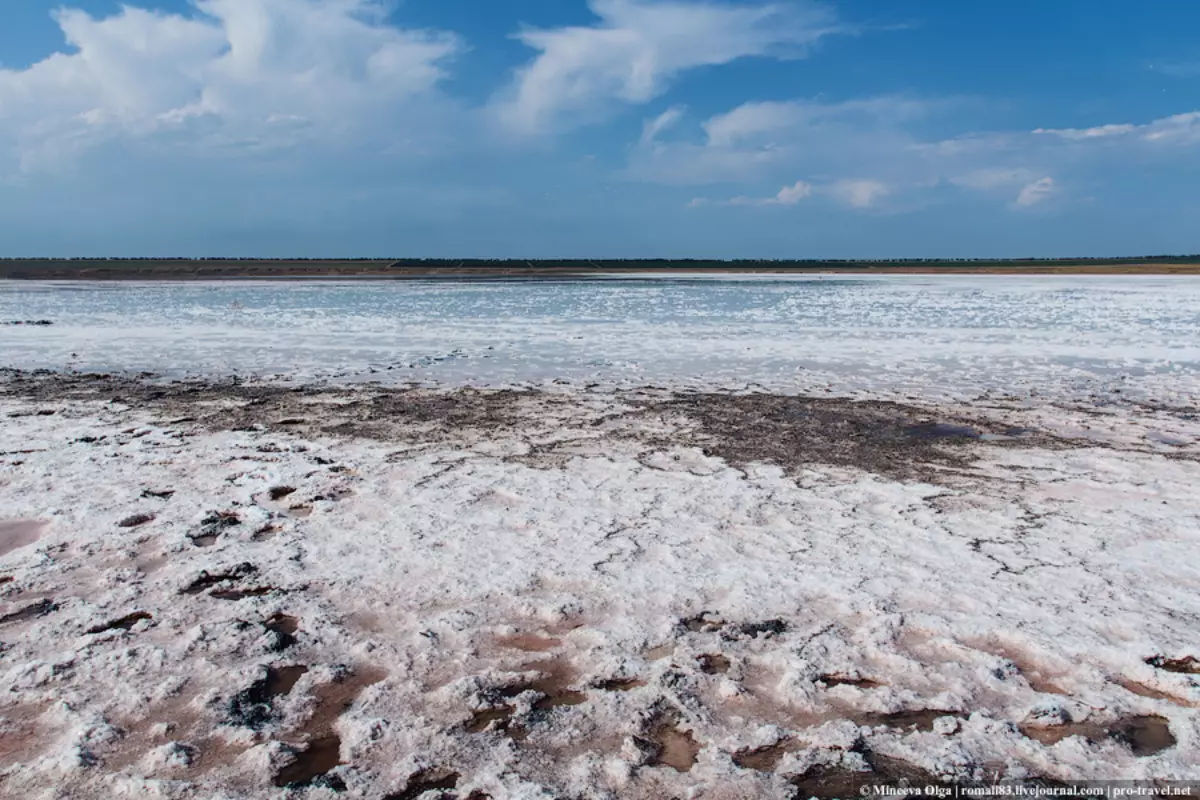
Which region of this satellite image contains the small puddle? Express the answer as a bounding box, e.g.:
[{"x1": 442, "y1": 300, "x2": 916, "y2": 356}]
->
[
  {"x1": 1021, "y1": 715, "x2": 1175, "y2": 757},
  {"x1": 0, "y1": 520, "x2": 46, "y2": 557},
  {"x1": 649, "y1": 725, "x2": 700, "y2": 772},
  {"x1": 273, "y1": 735, "x2": 342, "y2": 788},
  {"x1": 904, "y1": 422, "x2": 981, "y2": 440},
  {"x1": 266, "y1": 665, "x2": 310, "y2": 698}
]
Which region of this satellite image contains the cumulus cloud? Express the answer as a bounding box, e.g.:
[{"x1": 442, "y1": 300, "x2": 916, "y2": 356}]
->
[
  {"x1": 1014, "y1": 176, "x2": 1056, "y2": 207},
  {"x1": 0, "y1": 0, "x2": 462, "y2": 170},
  {"x1": 691, "y1": 179, "x2": 813, "y2": 207},
  {"x1": 634, "y1": 92, "x2": 1200, "y2": 212},
  {"x1": 828, "y1": 178, "x2": 888, "y2": 208},
  {"x1": 494, "y1": 0, "x2": 840, "y2": 134}
]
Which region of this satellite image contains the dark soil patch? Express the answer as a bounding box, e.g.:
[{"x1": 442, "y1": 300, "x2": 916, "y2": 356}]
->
[
  {"x1": 182, "y1": 563, "x2": 257, "y2": 595},
  {"x1": 466, "y1": 705, "x2": 516, "y2": 734},
  {"x1": 733, "y1": 740, "x2": 797, "y2": 772},
  {"x1": 117, "y1": 513, "x2": 155, "y2": 529},
  {"x1": 820, "y1": 674, "x2": 883, "y2": 689},
  {"x1": 651, "y1": 394, "x2": 1064, "y2": 481},
  {"x1": 268, "y1": 486, "x2": 296, "y2": 501},
  {"x1": 230, "y1": 665, "x2": 309, "y2": 729},
  {"x1": 87, "y1": 612, "x2": 152, "y2": 634},
  {"x1": 789, "y1": 749, "x2": 939, "y2": 799},
  {"x1": 383, "y1": 768, "x2": 460, "y2": 800},
  {"x1": 264, "y1": 613, "x2": 300, "y2": 650},
  {"x1": 0, "y1": 599, "x2": 57, "y2": 626},
  {"x1": 697, "y1": 653, "x2": 731, "y2": 675},
  {"x1": 273, "y1": 735, "x2": 344, "y2": 789},
  {"x1": 211, "y1": 586, "x2": 280, "y2": 601},
  {"x1": 595, "y1": 677, "x2": 647, "y2": 692},
  {"x1": 140, "y1": 489, "x2": 175, "y2": 500},
  {"x1": 1146, "y1": 655, "x2": 1200, "y2": 674}
]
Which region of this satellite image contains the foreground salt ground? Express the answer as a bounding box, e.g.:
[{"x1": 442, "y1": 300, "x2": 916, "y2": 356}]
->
[{"x1": 1, "y1": 376, "x2": 1199, "y2": 799}]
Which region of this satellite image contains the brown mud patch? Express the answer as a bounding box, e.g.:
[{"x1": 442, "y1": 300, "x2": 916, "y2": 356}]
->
[
  {"x1": 0, "y1": 520, "x2": 46, "y2": 557},
  {"x1": 383, "y1": 767, "x2": 461, "y2": 800},
  {"x1": 1146, "y1": 655, "x2": 1200, "y2": 675},
  {"x1": 789, "y1": 750, "x2": 940, "y2": 798},
  {"x1": 86, "y1": 611, "x2": 152, "y2": 634},
  {"x1": 646, "y1": 718, "x2": 701, "y2": 772},
  {"x1": 0, "y1": 598, "x2": 57, "y2": 626},
  {"x1": 733, "y1": 739, "x2": 799, "y2": 772},
  {"x1": 1020, "y1": 715, "x2": 1175, "y2": 756},
  {"x1": 0, "y1": 371, "x2": 1081, "y2": 486},
  {"x1": 650, "y1": 393, "x2": 1068, "y2": 481},
  {"x1": 271, "y1": 664, "x2": 387, "y2": 788}
]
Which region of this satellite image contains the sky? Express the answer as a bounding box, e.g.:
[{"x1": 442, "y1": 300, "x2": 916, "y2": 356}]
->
[{"x1": 1, "y1": 0, "x2": 1199, "y2": 259}]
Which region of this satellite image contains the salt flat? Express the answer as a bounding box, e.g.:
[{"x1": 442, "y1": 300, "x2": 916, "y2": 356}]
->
[{"x1": 1, "y1": 277, "x2": 1200, "y2": 798}]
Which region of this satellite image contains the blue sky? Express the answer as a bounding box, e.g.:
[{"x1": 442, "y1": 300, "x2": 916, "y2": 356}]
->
[{"x1": 1, "y1": 0, "x2": 1199, "y2": 258}]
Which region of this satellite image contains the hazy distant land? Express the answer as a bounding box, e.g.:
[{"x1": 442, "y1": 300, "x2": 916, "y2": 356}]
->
[{"x1": 3, "y1": 256, "x2": 1200, "y2": 279}]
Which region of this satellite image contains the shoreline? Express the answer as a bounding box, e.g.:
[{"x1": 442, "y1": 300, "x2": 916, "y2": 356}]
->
[{"x1": 4, "y1": 263, "x2": 1200, "y2": 281}]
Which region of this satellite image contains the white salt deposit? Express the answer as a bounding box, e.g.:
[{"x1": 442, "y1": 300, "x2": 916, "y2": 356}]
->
[
  {"x1": 1, "y1": 382, "x2": 1198, "y2": 797},
  {"x1": 2, "y1": 275, "x2": 1200, "y2": 796}
]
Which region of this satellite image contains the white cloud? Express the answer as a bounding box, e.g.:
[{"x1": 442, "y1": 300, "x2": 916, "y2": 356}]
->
[
  {"x1": 640, "y1": 105, "x2": 686, "y2": 146},
  {"x1": 696, "y1": 179, "x2": 814, "y2": 207},
  {"x1": 828, "y1": 178, "x2": 888, "y2": 208},
  {"x1": 1034, "y1": 112, "x2": 1200, "y2": 146},
  {"x1": 494, "y1": 0, "x2": 840, "y2": 134},
  {"x1": 949, "y1": 167, "x2": 1038, "y2": 190},
  {"x1": 774, "y1": 180, "x2": 814, "y2": 204},
  {"x1": 0, "y1": 0, "x2": 462, "y2": 170},
  {"x1": 1033, "y1": 123, "x2": 1136, "y2": 141},
  {"x1": 629, "y1": 95, "x2": 930, "y2": 186},
  {"x1": 1015, "y1": 176, "x2": 1055, "y2": 207}
]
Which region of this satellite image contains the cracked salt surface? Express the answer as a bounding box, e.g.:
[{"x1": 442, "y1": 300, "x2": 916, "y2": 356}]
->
[
  {"x1": 0, "y1": 370, "x2": 1198, "y2": 798},
  {"x1": 2, "y1": 275, "x2": 1200, "y2": 797}
]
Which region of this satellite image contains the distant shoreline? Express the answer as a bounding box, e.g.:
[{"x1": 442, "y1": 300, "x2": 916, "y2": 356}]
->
[{"x1": 3, "y1": 258, "x2": 1200, "y2": 279}]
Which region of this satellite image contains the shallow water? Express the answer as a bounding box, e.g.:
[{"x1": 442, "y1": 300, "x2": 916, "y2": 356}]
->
[{"x1": 2, "y1": 276, "x2": 1200, "y2": 401}]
